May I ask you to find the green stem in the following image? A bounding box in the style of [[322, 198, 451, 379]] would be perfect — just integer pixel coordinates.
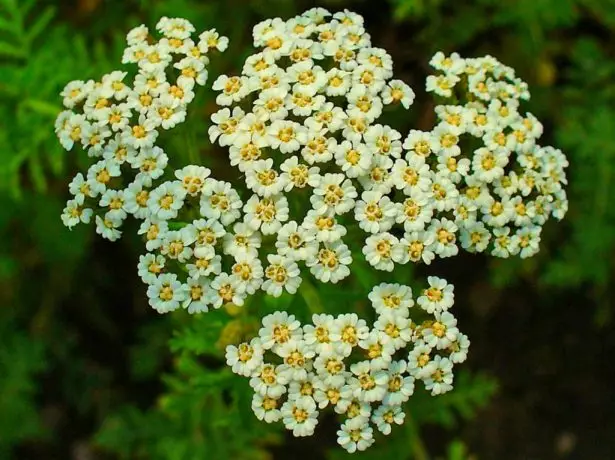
[[298, 278, 324, 315], [406, 412, 429, 460]]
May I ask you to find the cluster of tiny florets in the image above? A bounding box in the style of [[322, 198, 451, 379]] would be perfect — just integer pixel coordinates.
[[226, 279, 468, 453], [420, 52, 569, 258], [56, 17, 228, 240], [204, 7, 568, 287]]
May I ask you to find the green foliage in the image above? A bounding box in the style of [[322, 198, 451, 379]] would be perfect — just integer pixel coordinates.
[[97, 312, 283, 460], [0, 314, 47, 457], [0, 0, 126, 199]]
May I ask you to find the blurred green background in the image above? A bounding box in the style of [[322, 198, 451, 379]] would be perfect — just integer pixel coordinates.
[[1, 0, 614, 458]]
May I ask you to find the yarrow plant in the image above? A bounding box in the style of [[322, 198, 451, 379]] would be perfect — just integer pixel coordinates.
[[227, 279, 468, 452], [54, 6, 568, 453]]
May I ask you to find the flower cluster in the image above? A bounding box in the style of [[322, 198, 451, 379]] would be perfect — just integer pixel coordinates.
[[136, 169, 257, 314], [422, 52, 569, 258], [56, 17, 228, 240], [206, 7, 568, 278], [226, 279, 469, 453]]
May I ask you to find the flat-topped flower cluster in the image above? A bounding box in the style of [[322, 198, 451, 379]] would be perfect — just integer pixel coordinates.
[[226, 279, 468, 452], [53, 8, 569, 453], [203, 6, 569, 286], [56, 17, 228, 240]]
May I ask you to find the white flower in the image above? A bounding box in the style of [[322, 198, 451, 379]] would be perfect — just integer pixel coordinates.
[[209, 107, 245, 146], [253, 87, 289, 121], [200, 180, 242, 225], [422, 311, 459, 350], [357, 330, 394, 370], [161, 226, 197, 262], [374, 312, 412, 350], [266, 119, 307, 153], [262, 254, 301, 297], [364, 124, 402, 158], [187, 245, 222, 279], [275, 221, 318, 261], [149, 93, 187, 129], [81, 123, 111, 157], [472, 147, 507, 183], [354, 190, 396, 233], [250, 363, 288, 398], [516, 225, 541, 258], [357, 154, 394, 194], [61, 198, 93, 229], [459, 221, 491, 253], [277, 341, 315, 381], [245, 159, 287, 197], [429, 51, 465, 74], [381, 360, 414, 406], [146, 273, 187, 313], [60, 80, 89, 108], [305, 102, 347, 132], [281, 396, 319, 437], [199, 29, 229, 52], [407, 341, 434, 379], [313, 374, 345, 409], [368, 283, 413, 317], [258, 311, 302, 351], [132, 146, 168, 183], [243, 194, 289, 235], [175, 165, 211, 196], [391, 156, 431, 193], [182, 276, 211, 313], [349, 360, 388, 403], [279, 156, 320, 191], [301, 129, 337, 164], [381, 79, 414, 108], [372, 404, 405, 435], [226, 338, 264, 377], [363, 232, 398, 272], [99, 189, 126, 221], [147, 181, 187, 221], [395, 192, 434, 233], [491, 226, 520, 258], [301, 210, 347, 243], [96, 103, 131, 132], [95, 214, 123, 241], [213, 75, 251, 105], [223, 221, 262, 259], [122, 179, 151, 219], [302, 314, 337, 355], [208, 272, 246, 308], [122, 114, 159, 149], [427, 218, 459, 258], [417, 276, 455, 313], [306, 241, 352, 283], [330, 313, 369, 355], [347, 84, 382, 121], [448, 333, 470, 363], [424, 355, 454, 395], [334, 140, 372, 178], [230, 253, 264, 295], [251, 393, 282, 423], [324, 68, 351, 96], [392, 231, 436, 265], [337, 417, 374, 453], [138, 219, 169, 251], [426, 73, 460, 97], [310, 173, 357, 215], [402, 129, 438, 158]]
